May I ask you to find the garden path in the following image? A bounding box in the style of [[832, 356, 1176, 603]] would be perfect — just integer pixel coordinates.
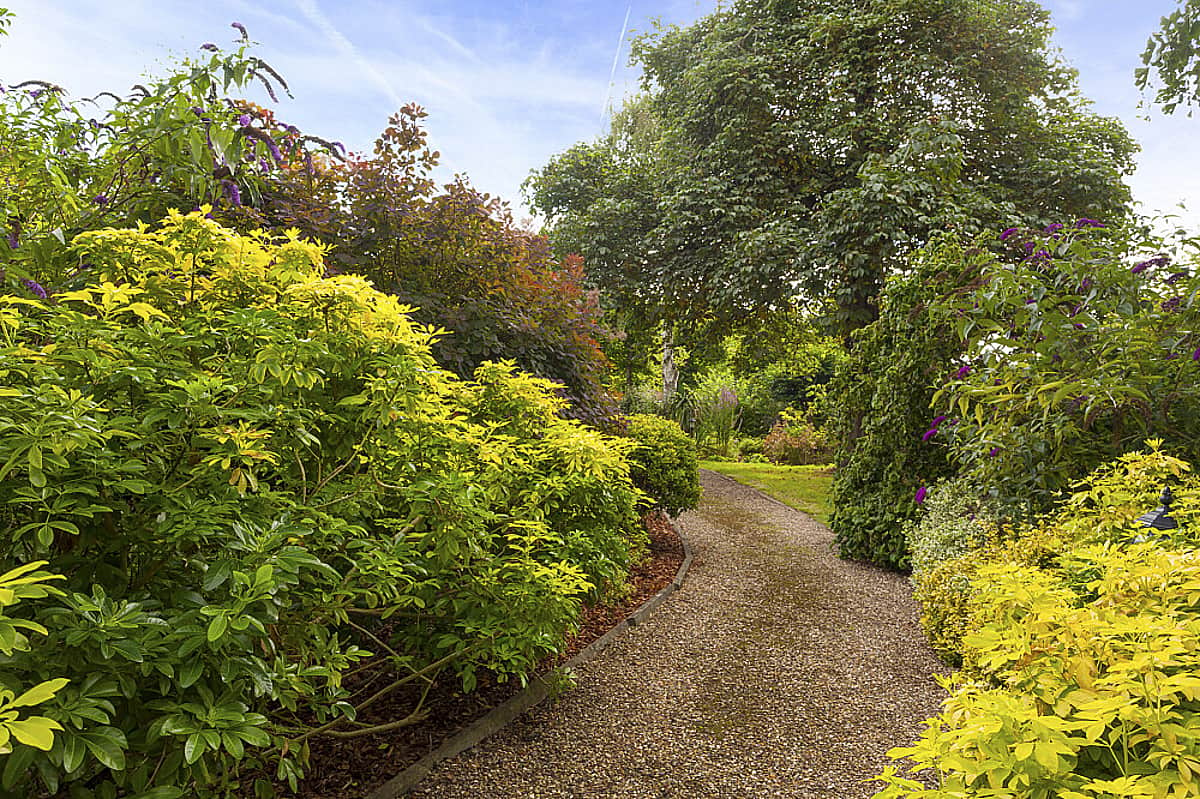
[[409, 470, 946, 798]]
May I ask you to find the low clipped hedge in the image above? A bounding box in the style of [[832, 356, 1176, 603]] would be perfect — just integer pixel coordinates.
[[0, 211, 645, 797], [876, 444, 1200, 798], [622, 414, 701, 517]]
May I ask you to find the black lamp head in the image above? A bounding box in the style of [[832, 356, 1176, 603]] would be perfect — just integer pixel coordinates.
[[1137, 485, 1179, 531]]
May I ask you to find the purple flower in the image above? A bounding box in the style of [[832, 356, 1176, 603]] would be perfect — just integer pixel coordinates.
[[5, 231, 17, 249], [988, 447, 1001, 458], [190, 105, 204, 117], [238, 113, 252, 127], [1193, 347, 1200, 362], [1148, 254, 1171, 268], [21, 278, 47, 299], [1023, 241, 1035, 254], [1000, 227, 1020, 241], [1073, 322, 1085, 329], [201, 42, 218, 52], [1043, 223, 1064, 234], [955, 365, 971, 379], [921, 428, 938, 442], [1074, 218, 1104, 229], [1132, 261, 1150, 275], [93, 193, 108, 206], [932, 415, 947, 426], [1163, 296, 1182, 312], [1167, 271, 1189, 285], [915, 486, 928, 504], [1167, 352, 1179, 360], [220, 179, 242, 207], [232, 21, 248, 39], [1025, 296, 1036, 305], [1079, 277, 1094, 292]]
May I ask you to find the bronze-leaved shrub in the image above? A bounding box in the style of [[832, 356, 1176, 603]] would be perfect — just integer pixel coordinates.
[[0, 211, 644, 797]]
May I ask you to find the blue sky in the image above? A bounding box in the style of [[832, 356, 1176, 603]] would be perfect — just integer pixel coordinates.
[[1, 1, 1195, 228]]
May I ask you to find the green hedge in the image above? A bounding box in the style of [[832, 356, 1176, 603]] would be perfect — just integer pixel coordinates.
[[0, 212, 644, 797]]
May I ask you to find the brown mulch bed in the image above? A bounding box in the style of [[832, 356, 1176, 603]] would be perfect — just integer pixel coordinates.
[[275, 513, 684, 799]]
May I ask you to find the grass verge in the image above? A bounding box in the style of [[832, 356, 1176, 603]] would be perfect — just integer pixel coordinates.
[[700, 461, 834, 524]]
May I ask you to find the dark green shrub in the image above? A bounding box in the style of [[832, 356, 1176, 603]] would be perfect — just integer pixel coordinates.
[[623, 414, 701, 516], [828, 237, 969, 569]]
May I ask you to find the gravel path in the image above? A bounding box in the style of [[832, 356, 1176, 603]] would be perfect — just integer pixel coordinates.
[[410, 470, 947, 798]]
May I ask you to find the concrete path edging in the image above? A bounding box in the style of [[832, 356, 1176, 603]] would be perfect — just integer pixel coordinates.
[[367, 521, 695, 799]]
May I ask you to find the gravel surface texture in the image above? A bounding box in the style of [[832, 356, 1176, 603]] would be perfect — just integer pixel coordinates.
[[410, 470, 948, 798]]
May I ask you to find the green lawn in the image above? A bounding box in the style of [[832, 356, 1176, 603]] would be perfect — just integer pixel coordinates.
[[699, 461, 835, 524]]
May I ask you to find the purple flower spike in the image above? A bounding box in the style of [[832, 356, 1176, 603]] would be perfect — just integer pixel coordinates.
[[915, 486, 928, 504], [1044, 223, 1064, 234], [956, 365, 971, 379], [190, 105, 204, 117], [232, 22, 248, 39], [21, 278, 47, 299], [1163, 297, 1181, 312], [988, 447, 1001, 458], [1000, 227, 1019, 241], [932, 415, 947, 426], [921, 429, 937, 442], [1023, 241, 1035, 254], [238, 113, 251, 127], [1167, 352, 1179, 360], [1193, 347, 1200, 362], [1074, 218, 1104, 229], [201, 42, 218, 52], [5, 231, 18, 249], [1167, 271, 1189, 285], [93, 193, 108, 206], [221, 179, 242, 207], [1132, 261, 1149, 275]]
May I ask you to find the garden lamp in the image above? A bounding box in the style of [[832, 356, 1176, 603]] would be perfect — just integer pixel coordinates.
[[1137, 485, 1179, 531]]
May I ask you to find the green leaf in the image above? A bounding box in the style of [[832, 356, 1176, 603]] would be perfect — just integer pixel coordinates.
[[183, 733, 204, 765], [178, 660, 204, 689], [80, 727, 127, 771], [206, 615, 228, 642]]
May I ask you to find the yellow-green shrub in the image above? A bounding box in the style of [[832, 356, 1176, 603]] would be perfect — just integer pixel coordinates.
[[0, 211, 644, 797], [879, 545, 1200, 798], [877, 447, 1200, 799]]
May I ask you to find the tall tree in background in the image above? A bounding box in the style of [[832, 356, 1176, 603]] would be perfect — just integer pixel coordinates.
[[530, 0, 1137, 356], [1139, 0, 1200, 113]]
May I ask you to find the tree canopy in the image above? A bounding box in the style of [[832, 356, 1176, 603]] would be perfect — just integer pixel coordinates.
[[1139, 0, 1200, 113], [530, 0, 1138, 337]]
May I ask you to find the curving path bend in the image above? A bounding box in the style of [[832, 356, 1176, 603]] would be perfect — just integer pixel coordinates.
[[411, 470, 947, 798]]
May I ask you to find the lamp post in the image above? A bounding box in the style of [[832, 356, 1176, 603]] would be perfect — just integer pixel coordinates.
[[1137, 485, 1179, 531]]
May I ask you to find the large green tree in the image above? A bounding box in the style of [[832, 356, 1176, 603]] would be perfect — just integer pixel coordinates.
[[1139, 0, 1200, 113], [530, 0, 1137, 342]]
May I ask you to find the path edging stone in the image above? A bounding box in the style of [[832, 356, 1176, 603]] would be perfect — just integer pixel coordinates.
[[366, 520, 695, 799]]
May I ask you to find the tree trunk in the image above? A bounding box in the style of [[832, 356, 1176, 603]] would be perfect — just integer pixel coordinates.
[[662, 325, 679, 403]]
